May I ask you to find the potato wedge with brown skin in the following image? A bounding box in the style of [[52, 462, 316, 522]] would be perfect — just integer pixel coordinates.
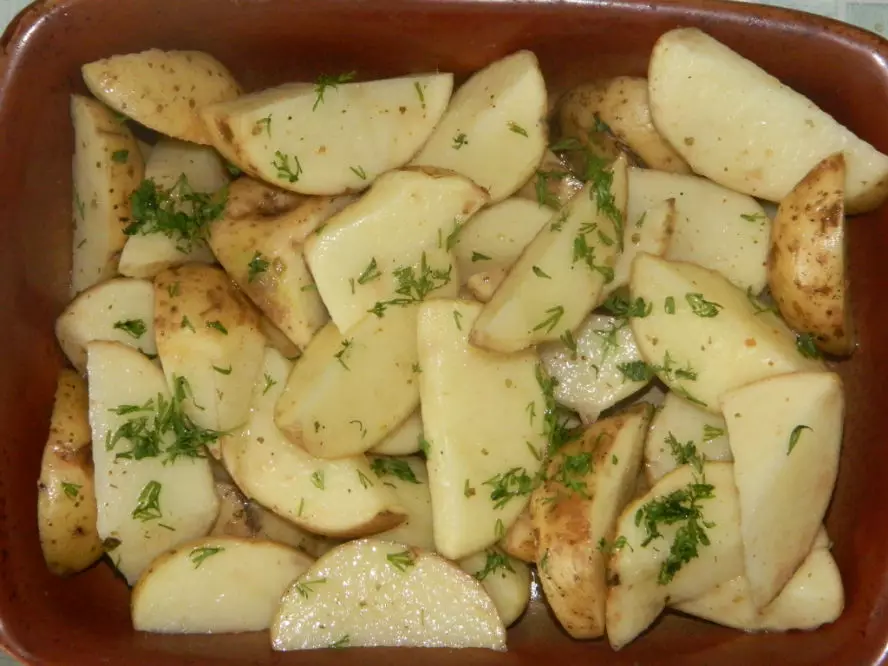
[[154, 264, 265, 434], [70, 95, 144, 296], [516, 150, 584, 209], [769, 153, 854, 356], [82, 50, 240, 145], [531, 404, 651, 639], [38, 370, 103, 576], [499, 509, 535, 563], [557, 78, 691, 174]]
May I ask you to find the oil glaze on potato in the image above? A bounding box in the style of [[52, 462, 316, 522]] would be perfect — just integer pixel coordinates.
[[769, 153, 854, 355], [82, 49, 241, 145], [38, 370, 103, 576], [648, 28, 888, 213]]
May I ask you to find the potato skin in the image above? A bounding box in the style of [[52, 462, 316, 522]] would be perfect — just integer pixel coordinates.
[[768, 152, 855, 356], [38, 370, 103, 576]]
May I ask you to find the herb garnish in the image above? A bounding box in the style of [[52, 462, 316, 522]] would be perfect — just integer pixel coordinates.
[[113, 319, 146, 339], [294, 577, 327, 598], [313, 71, 356, 110], [61, 482, 82, 499], [483, 467, 533, 509], [111, 149, 129, 164], [206, 320, 228, 335], [507, 121, 528, 137], [334, 338, 353, 370], [367, 253, 452, 317], [796, 333, 822, 359], [262, 373, 277, 395], [474, 550, 515, 581], [310, 470, 325, 490], [132, 481, 163, 522], [452, 132, 469, 149], [532, 266, 552, 279], [602, 293, 651, 319], [357, 258, 382, 285], [702, 424, 725, 441], [617, 360, 654, 383], [686, 293, 723, 318], [471, 251, 491, 262], [190, 546, 224, 568], [371, 457, 420, 484], [255, 115, 272, 136], [272, 151, 302, 183], [787, 425, 812, 455], [386, 550, 416, 572], [247, 251, 270, 282]]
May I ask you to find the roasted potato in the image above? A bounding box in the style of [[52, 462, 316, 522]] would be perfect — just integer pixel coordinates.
[[499, 509, 536, 563], [370, 411, 423, 456], [516, 150, 584, 208]]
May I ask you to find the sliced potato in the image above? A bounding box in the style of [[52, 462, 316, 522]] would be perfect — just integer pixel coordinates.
[[82, 49, 240, 145], [209, 481, 255, 538], [38, 370, 102, 576], [411, 51, 547, 202], [304, 169, 485, 333], [515, 150, 584, 208], [466, 270, 506, 303], [648, 28, 888, 213], [769, 153, 853, 355], [222, 347, 406, 538], [370, 411, 422, 456], [87, 342, 219, 584], [626, 167, 770, 292], [499, 509, 535, 563], [557, 77, 690, 173], [606, 462, 743, 649], [154, 264, 264, 434], [371, 456, 434, 550], [55, 277, 156, 373], [132, 537, 313, 633], [258, 316, 302, 360], [275, 306, 420, 458], [272, 539, 505, 650], [203, 74, 452, 194], [70, 95, 144, 295], [118, 141, 230, 278], [418, 300, 546, 560], [674, 539, 843, 632], [209, 179, 349, 348], [539, 314, 649, 422], [645, 392, 732, 484], [453, 198, 552, 291], [629, 254, 823, 412], [470, 157, 627, 353], [721, 372, 843, 608], [250, 506, 339, 558], [531, 404, 651, 638], [603, 198, 675, 298], [459, 548, 531, 626]]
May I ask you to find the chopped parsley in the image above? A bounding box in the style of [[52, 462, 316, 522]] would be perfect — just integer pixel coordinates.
[[560, 330, 578, 357], [272, 151, 302, 183], [212, 364, 232, 375], [357, 258, 382, 285], [370, 457, 420, 484], [367, 253, 452, 317], [386, 550, 416, 572], [788, 425, 812, 455], [350, 165, 367, 180], [190, 546, 224, 568], [553, 452, 593, 497], [507, 121, 528, 137], [474, 550, 515, 581], [685, 293, 723, 318], [666, 432, 704, 474], [471, 251, 491, 262], [452, 132, 469, 149], [796, 333, 822, 359], [334, 338, 354, 370], [535, 170, 566, 209], [702, 424, 725, 441], [111, 149, 129, 164], [206, 320, 228, 335], [483, 467, 534, 509], [247, 251, 270, 282], [132, 481, 163, 522], [533, 306, 565, 333], [113, 318, 146, 339], [61, 481, 81, 499], [313, 71, 356, 110], [602, 293, 651, 318], [617, 360, 654, 383], [532, 265, 552, 279], [665, 296, 676, 314], [310, 470, 325, 490], [294, 577, 327, 598]]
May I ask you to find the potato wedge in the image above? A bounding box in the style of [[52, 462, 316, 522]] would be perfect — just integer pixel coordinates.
[[70, 95, 144, 295], [603, 198, 675, 298], [38, 370, 102, 576], [466, 270, 506, 303], [274, 306, 420, 458], [82, 49, 240, 145], [209, 481, 255, 539], [371, 456, 434, 550], [626, 167, 770, 292], [272, 539, 505, 650], [55, 277, 156, 373], [87, 342, 219, 584], [118, 141, 230, 278], [629, 254, 823, 412], [531, 404, 651, 638], [769, 153, 854, 355], [453, 198, 552, 291], [258, 316, 302, 360], [499, 509, 536, 563], [222, 347, 406, 538], [515, 150, 584, 208], [370, 411, 422, 456], [132, 537, 313, 633], [470, 157, 627, 353], [418, 300, 547, 559], [674, 537, 843, 632], [304, 169, 485, 333], [411, 51, 547, 202], [721, 372, 843, 608], [606, 462, 743, 649], [202, 73, 452, 194], [249, 506, 339, 559], [557, 77, 690, 174], [459, 548, 531, 627], [539, 314, 649, 422], [209, 179, 349, 348], [645, 392, 732, 484], [154, 264, 265, 433], [648, 28, 888, 213]]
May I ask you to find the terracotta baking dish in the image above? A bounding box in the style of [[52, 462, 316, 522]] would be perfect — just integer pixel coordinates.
[[1, 0, 888, 663]]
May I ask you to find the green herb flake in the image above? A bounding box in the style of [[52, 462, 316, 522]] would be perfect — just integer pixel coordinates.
[[526, 441, 542, 461], [113, 318, 146, 339], [507, 121, 528, 137], [329, 635, 350, 650], [206, 320, 228, 335], [132, 481, 163, 522], [532, 265, 552, 279], [255, 115, 272, 136], [167, 281, 181, 298], [111, 149, 129, 164], [294, 577, 327, 598], [453, 309, 464, 331], [666, 432, 704, 474], [371, 458, 420, 484], [61, 481, 82, 499], [539, 548, 550, 573], [334, 338, 353, 370], [357, 257, 382, 285], [452, 132, 469, 149], [310, 470, 325, 490], [313, 71, 356, 110], [190, 546, 224, 568], [367, 253, 452, 317], [350, 165, 367, 180], [272, 151, 302, 183], [247, 251, 270, 282], [471, 251, 492, 262], [602, 293, 652, 318], [414, 81, 426, 108], [788, 425, 812, 455], [357, 470, 373, 489], [483, 467, 534, 509], [597, 535, 630, 554], [261, 373, 277, 396], [180, 315, 195, 332], [554, 452, 593, 497], [533, 305, 565, 333], [464, 479, 476, 498], [212, 364, 232, 375], [796, 333, 822, 360], [560, 330, 578, 357], [495, 518, 505, 540], [702, 424, 725, 441], [617, 360, 654, 383], [741, 212, 767, 223], [74, 190, 86, 219], [665, 296, 676, 314], [685, 293, 723, 318], [386, 550, 416, 572], [746, 287, 779, 316], [475, 550, 515, 581]]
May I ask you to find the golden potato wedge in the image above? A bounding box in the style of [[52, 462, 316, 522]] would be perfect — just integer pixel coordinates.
[[208, 178, 349, 349], [371, 456, 435, 550], [370, 410, 423, 456], [459, 548, 532, 627], [499, 509, 536, 563], [557, 77, 690, 174], [55, 278, 156, 373], [531, 404, 651, 639], [648, 28, 888, 213], [38, 370, 103, 576], [769, 153, 854, 355], [222, 348, 406, 538], [132, 537, 313, 633], [411, 51, 548, 202], [721, 372, 843, 608], [272, 539, 506, 650], [202, 73, 452, 194], [154, 264, 265, 434], [82, 50, 240, 144], [70, 95, 144, 295]]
